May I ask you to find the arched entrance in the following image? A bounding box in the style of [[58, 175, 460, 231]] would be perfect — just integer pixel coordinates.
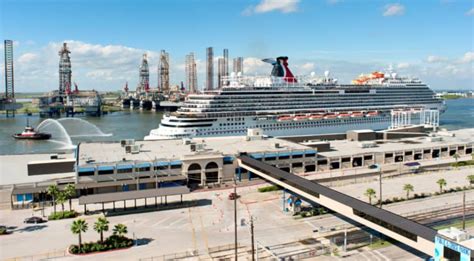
[[205, 162, 219, 184], [187, 163, 202, 187]]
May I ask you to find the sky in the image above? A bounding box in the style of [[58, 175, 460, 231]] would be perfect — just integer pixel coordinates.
[[0, 0, 473, 92]]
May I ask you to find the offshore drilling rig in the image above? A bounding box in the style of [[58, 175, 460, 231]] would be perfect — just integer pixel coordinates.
[[121, 51, 184, 111], [38, 42, 102, 117]]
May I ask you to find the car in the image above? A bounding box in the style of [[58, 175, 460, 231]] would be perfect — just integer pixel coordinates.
[[228, 192, 240, 200], [23, 216, 47, 224], [368, 164, 379, 170]]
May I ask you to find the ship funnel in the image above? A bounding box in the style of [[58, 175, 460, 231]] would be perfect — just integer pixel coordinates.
[[264, 56, 297, 83]]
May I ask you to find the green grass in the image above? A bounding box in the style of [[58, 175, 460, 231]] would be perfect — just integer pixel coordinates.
[[441, 94, 463, 100], [433, 218, 474, 230], [17, 102, 39, 113], [258, 185, 281, 193], [14, 92, 44, 99], [450, 160, 474, 168], [368, 239, 393, 250]]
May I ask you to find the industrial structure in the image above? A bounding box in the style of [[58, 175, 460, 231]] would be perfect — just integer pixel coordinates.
[[217, 57, 225, 88], [58, 43, 72, 96], [233, 57, 243, 74], [1, 39, 19, 117], [206, 47, 214, 91], [158, 50, 170, 94], [185, 52, 197, 93], [38, 42, 102, 117], [223, 48, 229, 77], [138, 53, 150, 92]]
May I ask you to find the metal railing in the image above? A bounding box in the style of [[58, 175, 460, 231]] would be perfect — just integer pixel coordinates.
[[139, 243, 241, 261]]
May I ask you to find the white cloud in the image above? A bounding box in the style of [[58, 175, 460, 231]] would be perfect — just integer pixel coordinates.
[[298, 62, 315, 73], [397, 62, 410, 69], [459, 52, 474, 64], [17, 53, 39, 64], [243, 0, 299, 16], [427, 55, 447, 63], [6, 40, 473, 92], [243, 57, 268, 74], [466, 8, 474, 16], [383, 3, 405, 17]]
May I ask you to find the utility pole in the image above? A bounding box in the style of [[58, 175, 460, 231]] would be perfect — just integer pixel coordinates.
[[234, 178, 238, 260], [250, 216, 255, 261], [462, 191, 466, 230], [379, 167, 382, 208]]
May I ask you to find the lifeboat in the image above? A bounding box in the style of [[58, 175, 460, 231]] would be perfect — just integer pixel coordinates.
[[351, 111, 364, 118], [337, 113, 351, 119], [324, 113, 337, 119], [366, 111, 379, 117], [294, 115, 309, 121], [277, 116, 293, 122], [309, 114, 324, 120]]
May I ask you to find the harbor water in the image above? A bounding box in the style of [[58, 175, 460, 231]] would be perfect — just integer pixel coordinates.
[[0, 98, 472, 155]]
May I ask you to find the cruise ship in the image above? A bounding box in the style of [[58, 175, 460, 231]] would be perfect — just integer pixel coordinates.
[[144, 57, 444, 140]]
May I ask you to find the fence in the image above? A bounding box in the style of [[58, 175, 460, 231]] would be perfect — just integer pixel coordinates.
[[5, 249, 67, 261], [139, 243, 241, 261]]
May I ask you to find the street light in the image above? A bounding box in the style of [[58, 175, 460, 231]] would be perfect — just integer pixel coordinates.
[[233, 178, 238, 260]]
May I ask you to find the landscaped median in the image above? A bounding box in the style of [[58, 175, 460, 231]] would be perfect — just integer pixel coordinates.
[[48, 210, 78, 220], [68, 217, 134, 255]]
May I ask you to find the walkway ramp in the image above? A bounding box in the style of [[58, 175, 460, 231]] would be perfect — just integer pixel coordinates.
[[237, 155, 436, 256]]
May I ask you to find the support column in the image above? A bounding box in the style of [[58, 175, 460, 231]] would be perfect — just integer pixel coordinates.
[[113, 201, 116, 212], [124, 200, 126, 210], [201, 170, 206, 186], [237, 167, 242, 182], [218, 167, 223, 184]]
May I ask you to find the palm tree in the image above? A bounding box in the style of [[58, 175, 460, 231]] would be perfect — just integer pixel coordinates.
[[47, 185, 60, 214], [453, 153, 460, 168], [364, 188, 376, 204], [94, 217, 109, 243], [71, 219, 88, 250], [403, 184, 414, 199], [56, 192, 67, 214], [113, 224, 128, 237], [467, 175, 474, 188], [64, 184, 76, 211], [437, 178, 447, 193]]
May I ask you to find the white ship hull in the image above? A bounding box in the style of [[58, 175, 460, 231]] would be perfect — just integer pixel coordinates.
[[145, 114, 413, 140]]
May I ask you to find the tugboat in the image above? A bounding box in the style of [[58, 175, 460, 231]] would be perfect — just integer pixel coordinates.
[[13, 119, 51, 140]]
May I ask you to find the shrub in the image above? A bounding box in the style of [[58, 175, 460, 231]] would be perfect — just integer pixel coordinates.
[[69, 236, 132, 254], [258, 185, 281, 193], [0, 226, 7, 235], [49, 210, 78, 220]]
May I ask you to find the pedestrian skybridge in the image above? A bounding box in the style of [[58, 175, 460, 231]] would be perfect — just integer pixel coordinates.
[[237, 155, 437, 256]]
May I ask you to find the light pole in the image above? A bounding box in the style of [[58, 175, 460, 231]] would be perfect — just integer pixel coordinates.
[[234, 178, 238, 260], [250, 216, 255, 261], [377, 164, 382, 208], [462, 191, 466, 230]]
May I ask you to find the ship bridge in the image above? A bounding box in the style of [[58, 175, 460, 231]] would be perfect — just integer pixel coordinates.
[[237, 155, 437, 256]]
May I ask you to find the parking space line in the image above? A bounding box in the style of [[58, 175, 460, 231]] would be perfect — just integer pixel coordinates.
[[374, 249, 390, 261], [168, 217, 186, 227], [152, 216, 175, 227]]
